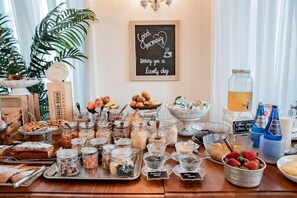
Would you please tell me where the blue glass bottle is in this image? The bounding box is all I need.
[264,105,282,140]
[251,102,266,133]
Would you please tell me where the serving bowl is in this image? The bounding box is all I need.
[203,133,253,162]
[147,143,166,156]
[276,155,297,183]
[222,154,266,188]
[143,152,166,170]
[0,79,38,95]
[192,122,231,143]
[175,141,194,156]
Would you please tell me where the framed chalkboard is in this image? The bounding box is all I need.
[130,20,180,81]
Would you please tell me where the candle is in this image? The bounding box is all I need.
[279,117,293,152]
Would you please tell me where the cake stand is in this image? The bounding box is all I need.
[167,105,210,137]
[0,79,38,95]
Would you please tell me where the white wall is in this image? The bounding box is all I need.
[79,0,212,119]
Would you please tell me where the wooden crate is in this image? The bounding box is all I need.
[47,82,74,121]
[0,110,22,144]
[0,94,40,124]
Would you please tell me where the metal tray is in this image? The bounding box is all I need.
[43,148,143,180]
[1,156,55,165]
[0,165,44,187]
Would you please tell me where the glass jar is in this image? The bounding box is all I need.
[96,122,113,143]
[74,109,90,122]
[163,119,178,146]
[147,121,166,145]
[90,137,109,160]
[108,109,124,123]
[102,144,116,170]
[125,110,142,126]
[114,138,132,149]
[56,149,80,176]
[79,122,95,139]
[71,137,87,154]
[228,69,253,112]
[62,121,79,148]
[81,147,98,169]
[131,122,148,150]
[109,148,133,176]
[113,121,130,140]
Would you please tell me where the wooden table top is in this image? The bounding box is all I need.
[0,140,296,198]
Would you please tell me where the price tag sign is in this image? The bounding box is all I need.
[147,171,168,180]
[233,120,254,133]
[180,172,203,181]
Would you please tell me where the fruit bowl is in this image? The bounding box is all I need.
[203,133,253,163]
[0,79,38,95]
[222,154,266,188]
[130,101,162,110]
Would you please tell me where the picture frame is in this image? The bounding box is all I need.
[129,20,180,81]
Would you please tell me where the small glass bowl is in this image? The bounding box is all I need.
[175,141,194,156]
[147,143,166,156]
[143,152,166,170]
[179,153,202,172]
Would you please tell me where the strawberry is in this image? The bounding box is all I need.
[226,151,240,159]
[259,163,264,169]
[227,158,241,167]
[252,159,260,164]
[244,161,258,170]
[241,150,257,161]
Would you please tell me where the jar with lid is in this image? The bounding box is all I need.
[90,137,109,160]
[56,149,80,176]
[71,137,87,154]
[109,148,134,177]
[96,122,113,143]
[79,122,95,139]
[114,138,132,148]
[81,147,98,169]
[228,69,253,112]
[131,122,148,150]
[113,121,130,140]
[62,121,79,148]
[102,144,116,170]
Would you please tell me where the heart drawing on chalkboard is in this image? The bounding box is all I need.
[153,31,167,49]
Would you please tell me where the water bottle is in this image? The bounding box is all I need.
[264,105,282,140]
[251,102,266,133]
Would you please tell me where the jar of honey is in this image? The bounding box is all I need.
[228,69,253,112]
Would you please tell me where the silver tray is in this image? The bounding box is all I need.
[1,156,55,165]
[0,165,45,187]
[43,148,143,180]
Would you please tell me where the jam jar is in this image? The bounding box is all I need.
[81,147,98,169]
[62,121,79,148]
[71,137,87,154]
[56,149,80,176]
[79,122,95,139]
[109,148,134,176]
[96,122,113,143]
[113,121,130,140]
[102,144,116,170]
[130,122,148,150]
[90,137,109,160]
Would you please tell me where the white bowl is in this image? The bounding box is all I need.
[276,155,297,183]
[0,79,38,95]
[167,104,210,120]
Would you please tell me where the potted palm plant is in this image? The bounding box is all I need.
[0,3,97,119]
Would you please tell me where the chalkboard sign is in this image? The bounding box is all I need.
[130,21,179,81]
[233,120,254,133]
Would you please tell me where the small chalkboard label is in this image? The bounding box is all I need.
[233,120,254,133]
[116,164,134,177]
[180,172,203,181]
[147,171,168,180]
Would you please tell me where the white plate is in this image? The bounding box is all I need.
[276,155,297,183]
[204,150,223,165]
[173,164,206,179]
[46,62,69,82]
[141,164,173,177]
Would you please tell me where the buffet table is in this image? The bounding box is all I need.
[0,142,296,198]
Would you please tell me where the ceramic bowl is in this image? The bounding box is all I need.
[192,122,231,142]
[276,155,297,183]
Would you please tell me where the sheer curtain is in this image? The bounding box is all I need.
[211,0,297,122]
[0,0,87,106]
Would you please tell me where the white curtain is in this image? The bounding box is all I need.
[211,0,297,122]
